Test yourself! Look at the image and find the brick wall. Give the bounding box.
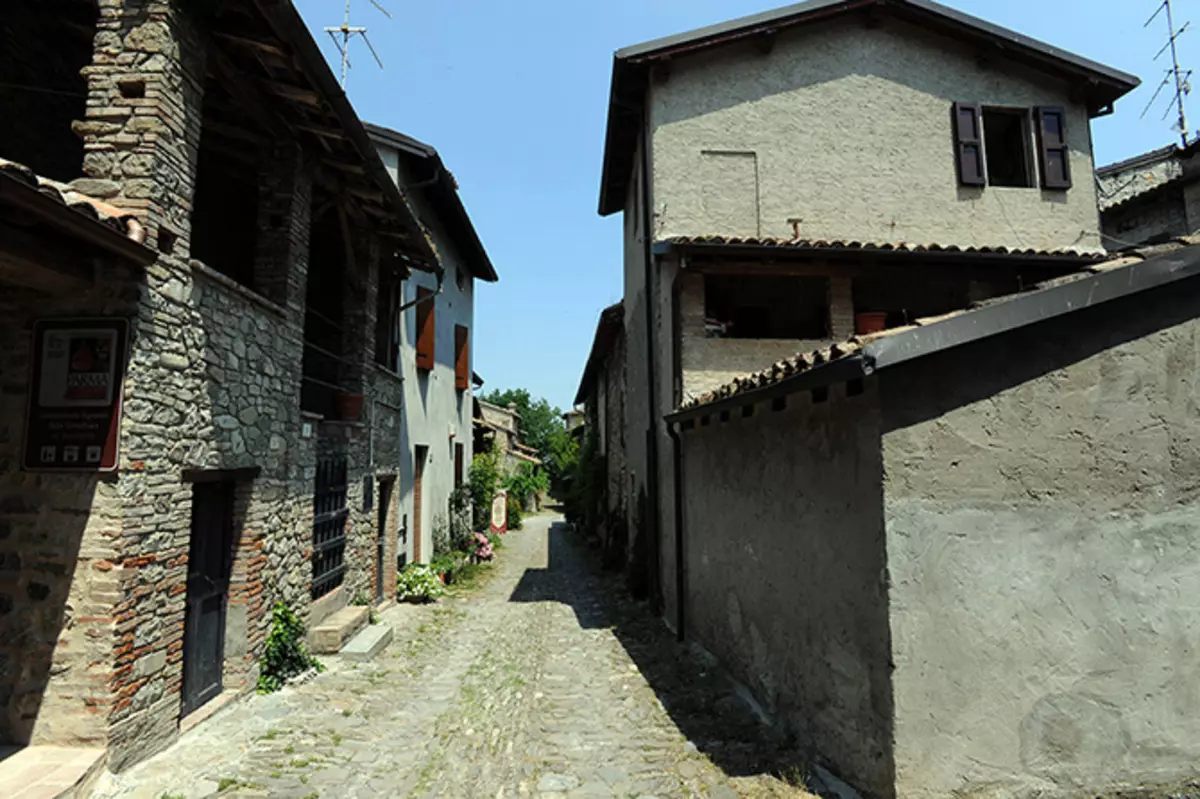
[0,265,140,747]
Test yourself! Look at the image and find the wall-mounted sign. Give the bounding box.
[23,318,130,472]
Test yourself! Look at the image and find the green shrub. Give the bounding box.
[397,563,445,603]
[257,602,324,694]
[431,511,451,557]
[506,493,524,531]
[469,442,501,531]
[448,485,474,552]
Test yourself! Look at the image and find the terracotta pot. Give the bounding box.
[335,392,365,421]
[854,312,889,335]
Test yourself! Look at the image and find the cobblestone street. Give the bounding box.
[92,515,813,799]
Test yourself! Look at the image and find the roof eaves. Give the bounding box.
[575,302,625,405]
[0,164,156,266]
[253,4,436,267]
[365,123,499,283]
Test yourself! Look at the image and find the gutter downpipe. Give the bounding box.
[641,101,663,616]
[667,421,685,642]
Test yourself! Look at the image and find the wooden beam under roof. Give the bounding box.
[212,31,289,57]
[208,47,288,138]
[261,78,321,107]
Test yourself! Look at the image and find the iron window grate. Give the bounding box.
[312,456,348,600]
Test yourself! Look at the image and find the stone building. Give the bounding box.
[666,241,1200,798]
[1098,141,1200,249]
[0,0,435,778]
[367,124,499,567]
[596,0,1138,628]
[573,303,630,576]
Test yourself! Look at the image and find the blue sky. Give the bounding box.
[294,0,1198,411]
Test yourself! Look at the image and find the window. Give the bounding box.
[415,287,435,371]
[454,325,470,391]
[704,275,830,340]
[375,268,402,370]
[982,108,1032,188]
[454,443,465,487]
[954,103,1071,190]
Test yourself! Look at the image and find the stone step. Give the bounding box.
[340,623,394,662]
[309,606,370,654]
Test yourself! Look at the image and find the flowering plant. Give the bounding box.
[396,563,445,603]
[471,531,494,562]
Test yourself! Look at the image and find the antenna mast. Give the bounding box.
[324,0,392,89]
[1143,0,1193,147]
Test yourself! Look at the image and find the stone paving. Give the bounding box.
[92,515,815,799]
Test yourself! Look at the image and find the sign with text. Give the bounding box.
[23,318,129,472]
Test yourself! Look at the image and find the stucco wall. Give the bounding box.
[649,17,1102,253]
[376,144,476,565]
[1101,187,1189,249]
[623,136,657,599]
[678,384,893,798]
[880,281,1200,798]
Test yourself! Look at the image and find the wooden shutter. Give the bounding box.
[952,102,985,186]
[454,325,469,391]
[415,287,435,371]
[1035,106,1072,190]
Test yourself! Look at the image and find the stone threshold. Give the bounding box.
[179,688,243,735]
[0,745,106,799]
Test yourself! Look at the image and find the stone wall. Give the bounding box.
[880,280,1200,799]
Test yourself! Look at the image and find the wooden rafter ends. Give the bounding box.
[261,79,321,107]
[212,31,289,57]
[295,123,347,140]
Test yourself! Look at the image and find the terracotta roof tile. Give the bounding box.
[0,158,144,242]
[666,235,1106,259]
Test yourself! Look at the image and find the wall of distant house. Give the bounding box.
[1101,186,1190,248]
[677,384,893,798]
[376,145,475,565]
[880,281,1200,799]
[649,17,1102,253]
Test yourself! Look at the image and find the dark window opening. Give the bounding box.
[771,396,787,412]
[0,0,96,181]
[812,386,830,404]
[982,108,1033,188]
[375,267,402,370]
[191,82,263,288]
[302,197,351,417]
[853,272,1023,330]
[704,275,830,340]
[846,378,865,397]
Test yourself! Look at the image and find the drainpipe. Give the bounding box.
[640,108,662,615]
[667,421,685,642]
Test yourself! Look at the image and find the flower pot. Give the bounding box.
[335,392,365,421]
[854,312,889,336]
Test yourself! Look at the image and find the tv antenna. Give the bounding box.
[1142,0,1193,147]
[324,0,391,89]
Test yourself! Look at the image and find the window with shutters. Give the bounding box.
[454,325,469,391]
[415,287,435,372]
[954,103,1071,191]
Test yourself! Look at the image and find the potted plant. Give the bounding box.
[854,311,889,335]
[335,391,365,421]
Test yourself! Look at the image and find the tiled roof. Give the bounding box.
[665,235,1106,260]
[678,242,1193,412]
[0,158,145,242]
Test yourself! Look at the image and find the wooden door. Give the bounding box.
[377,477,394,602]
[413,446,428,562]
[182,481,235,717]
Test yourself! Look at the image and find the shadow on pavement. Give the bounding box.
[509,521,812,788]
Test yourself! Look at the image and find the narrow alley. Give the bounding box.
[91,516,810,799]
